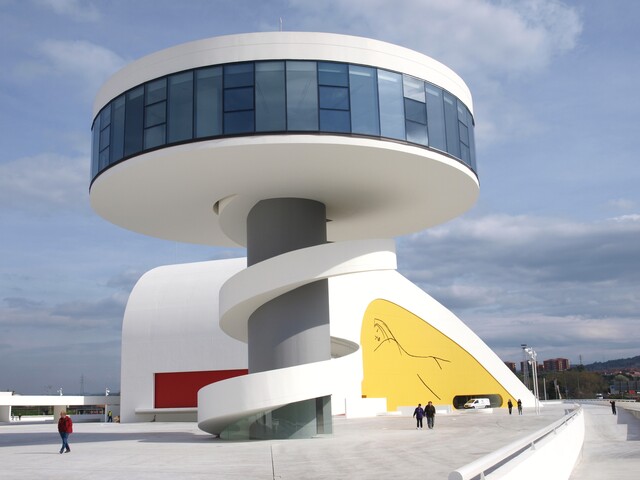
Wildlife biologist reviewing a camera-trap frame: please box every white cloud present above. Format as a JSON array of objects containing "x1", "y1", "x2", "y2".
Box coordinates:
[
  {"x1": 34, "y1": 0, "x2": 101, "y2": 22},
  {"x1": 37, "y1": 39, "x2": 127, "y2": 90},
  {"x1": 12, "y1": 39, "x2": 127, "y2": 99},
  {"x1": 397, "y1": 213, "x2": 640, "y2": 364},
  {"x1": 287, "y1": 0, "x2": 582, "y2": 147},
  {"x1": 607, "y1": 197, "x2": 637, "y2": 211},
  {"x1": 469, "y1": 311, "x2": 639, "y2": 364},
  {"x1": 0, "y1": 292, "x2": 125, "y2": 331},
  {"x1": 0, "y1": 153, "x2": 88, "y2": 213},
  {"x1": 612, "y1": 214, "x2": 640, "y2": 222},
  {"x1": 289, "y1": 0, "x2": 582, "y2": 76}
]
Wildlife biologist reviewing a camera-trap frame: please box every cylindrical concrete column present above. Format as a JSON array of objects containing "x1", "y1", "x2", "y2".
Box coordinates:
[
  {"x1": 247, "y1": 197, "x2": 330, "y2": 372},
  {"x1": 0, "y1": 406, "x2": 11, "y2": 423},
  {"x1": 246, "y1": 197, "x2": 328, "y2": 266},
  {"x1": 246, "y1": 198, "x2": 332, "y2": 438}
]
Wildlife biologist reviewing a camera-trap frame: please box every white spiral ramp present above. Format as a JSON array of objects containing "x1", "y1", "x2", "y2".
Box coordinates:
[{"x1": 197, "y1": 239, "x2": 397, "y2": 435}]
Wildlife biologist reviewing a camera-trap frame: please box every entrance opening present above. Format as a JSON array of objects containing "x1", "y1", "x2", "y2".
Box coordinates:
[{"x1": 452, "y1": 394, "x2": 503, "y2": 409}]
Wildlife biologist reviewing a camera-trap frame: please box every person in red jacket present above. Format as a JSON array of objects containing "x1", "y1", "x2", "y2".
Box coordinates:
[{"x1": 57, "y1": 411, "x2": 73, "y2": 454}]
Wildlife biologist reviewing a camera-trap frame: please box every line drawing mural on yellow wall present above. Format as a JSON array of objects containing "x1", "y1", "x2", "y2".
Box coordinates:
[
  {"x1": 372, "y1": 317, "x2": 451, "y2": 400},
  {"x1": 361, "y1": 299, "x2": 513, "y2": 411}
]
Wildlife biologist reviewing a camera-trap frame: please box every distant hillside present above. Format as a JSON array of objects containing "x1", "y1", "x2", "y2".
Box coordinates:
[{"x1": 584, "y1": 355, "x2": 640, "y2": 372}]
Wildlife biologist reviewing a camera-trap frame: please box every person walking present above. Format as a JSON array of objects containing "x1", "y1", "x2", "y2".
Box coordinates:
[
  {"x1": 507, "y1": 399, "x2": 513, "y2": 415},
  {"x1": 108, "y1": 410, "x2": 113, "y2": 422},
  {"x1": 517, "y1": 399, "x2": 523, "y2": 415},
  {"x1": 413, "y1": 403, "x2": 424, "y2": 429},
  {"x1": 57, "y1": 411, "x2": 73, "y2": 454},
  {"x1": 425, "y1": 401, "x2": 436, "y2": 429},
  {"x1": 610, "y1": 400, "x2": 617, "y2": 415}
]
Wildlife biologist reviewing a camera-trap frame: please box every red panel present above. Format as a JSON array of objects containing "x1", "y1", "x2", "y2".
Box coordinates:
[{"x1": 155, "y1": 369, "x2": 248, "y2": 408}]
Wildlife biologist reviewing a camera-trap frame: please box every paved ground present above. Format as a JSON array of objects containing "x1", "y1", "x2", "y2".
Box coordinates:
[
  {"x1": 0, "y1": 403, "x2": 636, "y2": 479},
  {"x1": 569, "y1": 403, "x2": 640, "y2": 480}
]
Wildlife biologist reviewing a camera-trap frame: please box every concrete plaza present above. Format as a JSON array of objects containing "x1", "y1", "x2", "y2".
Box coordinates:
[{"x1": 0, "y1": 403, "x2": 637, "y2": 479}]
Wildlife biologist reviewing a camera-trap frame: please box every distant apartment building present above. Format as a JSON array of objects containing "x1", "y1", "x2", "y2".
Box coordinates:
[
  {"x1": 520, "y1": 361, "x2": 543, "y2": 373},
  {"x1": 543, "y1": 358, "x2": 571, "y2": 372},
  {"x1": 504, "y1": 362, "x2": 517, "y2": 373}
]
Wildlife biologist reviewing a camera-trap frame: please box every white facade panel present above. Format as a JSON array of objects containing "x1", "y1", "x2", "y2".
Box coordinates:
[
  {"x1": 120, "y1": 258, "x2": 247, "y2": 422},
  {"x1": 95, "y1": 32, "x2": 472, "y2": 116}
]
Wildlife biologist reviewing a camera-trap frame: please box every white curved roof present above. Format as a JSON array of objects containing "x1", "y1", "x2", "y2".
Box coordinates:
[{"x1": 94, "y1": 31, "x2": 472, "y2": 116}]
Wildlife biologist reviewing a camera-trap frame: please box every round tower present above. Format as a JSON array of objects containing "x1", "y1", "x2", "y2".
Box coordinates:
[{"x1": 90, "y1": 32, "x2": 478, "y2": 439}]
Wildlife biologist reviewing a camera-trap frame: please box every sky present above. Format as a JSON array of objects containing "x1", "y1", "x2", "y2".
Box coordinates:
[{"x1": 1, "y1": 0, "x2": 639, "y2": 395}]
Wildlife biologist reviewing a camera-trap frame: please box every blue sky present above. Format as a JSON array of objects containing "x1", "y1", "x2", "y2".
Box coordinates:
[{"x1": 1, "y1": 0, "x2": 639, "y2": 395}]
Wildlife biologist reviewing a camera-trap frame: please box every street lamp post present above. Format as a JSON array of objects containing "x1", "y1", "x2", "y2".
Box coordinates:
[
  {"x1": 104, "y1": 388, "x2": 110, "y2": 423},
  {"x1": 524, "y1": 347, "x2": 540, "y2": 415},
  {"x1": 521, "y1": 344, "x2": 530, "y2": 389}
]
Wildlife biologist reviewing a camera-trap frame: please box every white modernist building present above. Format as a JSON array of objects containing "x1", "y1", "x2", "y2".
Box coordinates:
[
  {"x1": 91, "y1": 32, "x2": 534, "y2": 439},
  {"x1": 0, "y1": 392, "x2": 119, "y2": 423}
]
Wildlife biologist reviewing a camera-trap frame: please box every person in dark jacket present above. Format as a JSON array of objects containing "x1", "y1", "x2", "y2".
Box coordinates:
[
  {"x1": 413, "y1": 403, "x2": 424, "y2": 429},
  {"x1": 517, "y1": 399, "x2": 523, "y2": 415},
  {"x1": 610, "y1": 400, "x2": 617, "y2": 415},
  {"x1": 507, "y1": 399, "x2": 513, "y2": 415},
  {"x1": 58, "y1": 411, "x2": 73, "y2": 453},
  {"x1": 424, "y1": 401, "x2": 436, "y2": 429}
]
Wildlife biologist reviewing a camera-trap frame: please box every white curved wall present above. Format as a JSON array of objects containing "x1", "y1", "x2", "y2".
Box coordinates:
[
  {"x1": 328, "y1": 270, "x2": 536, "y2": 409},
  {"x1": 121, "y1": 256, "x2": 534, "y2": 426},
  {"x1": 120, "y1": 258, "x2": 247, "y2": 422}
]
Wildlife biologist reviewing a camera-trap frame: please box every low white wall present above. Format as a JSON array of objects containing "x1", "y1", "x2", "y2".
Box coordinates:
[
  {"x1": 619, "y1": 401, "x2": 640, "y2": 420},
  {"x1": 449, "y1": 407, "x2": 584, "y2": 480},
  {"x1": 398, "y1": 405, "x2": 453, "y2": 416},
  {"x1": 491, "y1": 409, "x2": 584, "y2": 479},
  {"x1": 344, "y1": 398, "x2": 387, "y2": 418}
]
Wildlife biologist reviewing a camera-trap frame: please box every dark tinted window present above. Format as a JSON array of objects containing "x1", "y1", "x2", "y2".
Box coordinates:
[
  {"x1": 378, "y1": 69, "x2": 405, "y2": 140},
  {"x1": 146, "y1": 78, "x2": 166, "y2": 104},
  {"x1": 144, "y1": 124, "x2": 165, "y2": 149},
  {"x1": 318, "y1": 62, "x2": 348, "y2": 87},
  {"x1": 425, "y1": 85, "x2": 446, "y2": 151},
  {"x1": 124, "y1": 86, "x2": 144, "y2": 156},
  {"x1": 145, "y1": 102, "x2": 165, "y2": 128},
  {"x1": 349, "y1": 65, "x2": 379, "y2": 136},
  {"x1": 224, "y1": 110, "x2": 254, "y2": 134},
  {"x1": 195, "y1": 67, "x2": 223, "y2": 138},
  {"x1": 443, "y1": 92, "x2": 460, "y2": 158},
  {"x1": 404, "y1": 98, "x2": 426, "y2": 124},
  {"x1": 224, "y1": 63, "x2": 254, "y2": 88},
  {"x1": 319, "y1": 86, "x2": 349, "y2": 110},
  {"x1": 320, "y1": 109, "x2": 350, "y2": 133},
  {"x1": 406, "y1": 121, "x2": 428, "y2": 146},
  {"x1": 224, "y1": 87, "x2": 254, "y2": 111},
  {"x1": 255, "y1": 61, "x2": 286, "y2": 132},
  {"x1": 286, "y1": 61, "x2": 318, "y2": 131},
  {"x1": 91, "y1": 115, "x2": 100, "y2": 178},
  {"x1": 168, "y1": 71, "x2": 193, "y2": 143},
  {"x1": 92, "y1": 60, "x2": 476, "y2": 181},
  {"x1": 111, "y1": 95, "x2": 125, "y2": 162}
]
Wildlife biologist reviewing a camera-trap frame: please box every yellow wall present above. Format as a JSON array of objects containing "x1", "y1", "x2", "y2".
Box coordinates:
[{"x1": 361, "y1": 299, "x2": 513, "y2": 410}]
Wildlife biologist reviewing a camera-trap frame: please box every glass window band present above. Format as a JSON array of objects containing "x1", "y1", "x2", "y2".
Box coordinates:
[{"x1": 91, "y1": 60, "x2": 476, "y2": 182}]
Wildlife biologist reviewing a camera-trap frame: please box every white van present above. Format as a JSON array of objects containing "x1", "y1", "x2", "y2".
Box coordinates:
[{"x1": 463, "y1": 398, "x2": 491, "y2": 409}]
